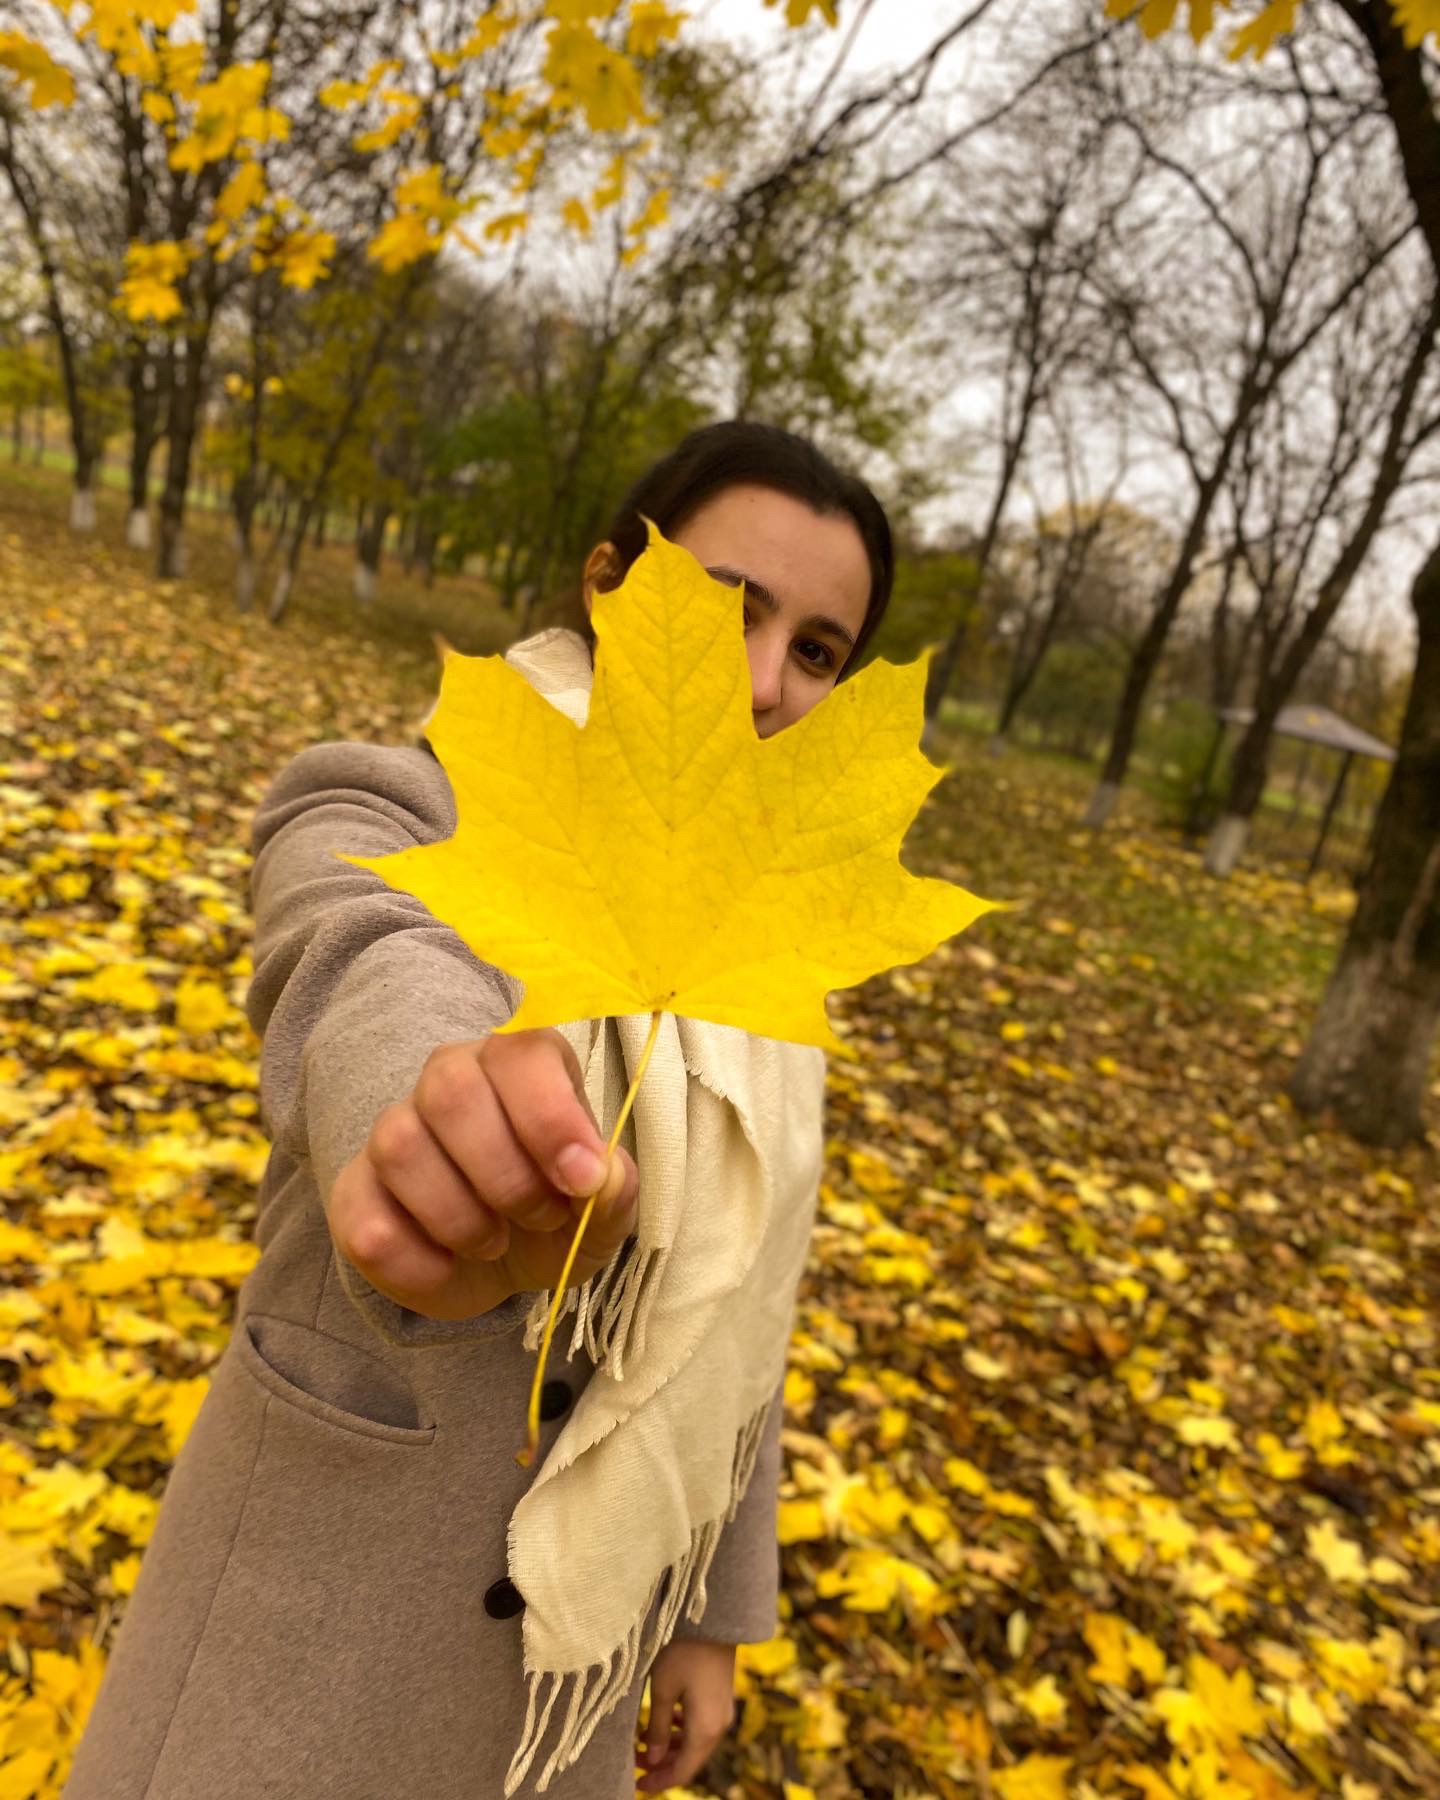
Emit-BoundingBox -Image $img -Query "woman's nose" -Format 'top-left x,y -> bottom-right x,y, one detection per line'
746,634 -> 786,714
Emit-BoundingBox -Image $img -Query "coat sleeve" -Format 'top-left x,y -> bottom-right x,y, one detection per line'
243,736 -> 535,1347
670,1374 -> 787,1646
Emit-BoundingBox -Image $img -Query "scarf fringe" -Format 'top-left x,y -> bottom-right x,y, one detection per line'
502,1396 -> 771,1796
523,1241 -> 667,1383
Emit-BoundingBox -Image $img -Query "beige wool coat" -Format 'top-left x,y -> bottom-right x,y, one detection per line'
64,732 -> 820,1800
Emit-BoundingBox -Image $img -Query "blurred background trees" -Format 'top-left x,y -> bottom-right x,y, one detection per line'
3,0 -> 1437,1141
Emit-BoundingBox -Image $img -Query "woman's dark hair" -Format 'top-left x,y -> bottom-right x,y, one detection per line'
581,420 -> 894,682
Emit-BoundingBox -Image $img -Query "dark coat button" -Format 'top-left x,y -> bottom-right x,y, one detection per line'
484,1578 -> 524,1620
539,1379 -> 573,1422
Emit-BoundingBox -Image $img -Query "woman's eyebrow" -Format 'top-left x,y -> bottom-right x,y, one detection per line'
705,564 -> 857,649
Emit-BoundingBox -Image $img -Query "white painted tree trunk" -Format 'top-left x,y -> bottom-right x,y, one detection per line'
1203,813 -> 1251,878
1082,780 -> 1119,829
69,486 -> 97,532
234,551 -> 255,611
268,567 -> 292,623
125,507 -> 151,549
352,560 -> 377,605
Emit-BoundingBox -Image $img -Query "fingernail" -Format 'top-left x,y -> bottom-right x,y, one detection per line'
557,1143 -> 607,1197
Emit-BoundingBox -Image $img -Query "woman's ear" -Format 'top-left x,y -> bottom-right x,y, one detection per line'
581,541 -> 621,615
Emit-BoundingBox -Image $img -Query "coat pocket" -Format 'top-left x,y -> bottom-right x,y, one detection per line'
234,1311 -> 437,1445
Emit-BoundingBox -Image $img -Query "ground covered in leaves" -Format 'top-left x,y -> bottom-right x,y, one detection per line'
0,486 -> 1437,1800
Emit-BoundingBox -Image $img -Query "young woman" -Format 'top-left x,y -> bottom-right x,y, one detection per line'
64,421 -> 894,1800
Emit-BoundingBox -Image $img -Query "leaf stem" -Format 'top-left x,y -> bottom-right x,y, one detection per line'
516,1008 -> 665,1467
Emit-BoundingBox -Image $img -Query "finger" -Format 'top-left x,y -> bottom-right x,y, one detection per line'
658,1700 -> 732,1791
414,1045 -> 572,1233
366,1099 -> 508,1258
329,1154 -> 470,1303
483,1029 -> 641,1213
640,1668 -> 682,1771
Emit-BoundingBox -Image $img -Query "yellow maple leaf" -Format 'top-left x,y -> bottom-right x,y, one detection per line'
1391,0 -> 1440,44
174,974 -> 237,1034
544,22 -> 651,132
366,213 -> 435,274
628,1 -> 687,57
106,1550 -> 143,1595
116,248 -> 184,322
993,1755 -> 1073,1800
1084,1610 -> 1132,1684
763,0 -> 839,24
1227,0 -> 1298,57
1255,1431 -> 1305,1480
1305,1518 -> 1368,1584
213,160 -> 266,224
1103,0 -> 1225,41
1016,1673 -> 1068,1730
814,1546 -> 944,1616
1177,1413 -> 1238,1449
1118,1767 -> 1179,1800
0,31 -> 76,109
340,525 -> 992,1051
0,1532 -> 62,1609
168,60 -> 276,172
737,1634 -> 797,1680
318,77 -> 368,108
1154,1654 -> 1266,1754
776,1497 -> 826,1544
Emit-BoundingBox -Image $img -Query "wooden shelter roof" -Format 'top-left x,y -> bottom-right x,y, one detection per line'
1218,702 -> 1395,763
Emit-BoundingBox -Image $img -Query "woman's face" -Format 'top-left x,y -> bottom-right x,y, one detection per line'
583,483 -> 873,738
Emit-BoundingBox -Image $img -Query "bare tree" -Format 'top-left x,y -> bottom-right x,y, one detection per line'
1204,268 -> 1440,874
0,106 -> 111,530
989,392 -> 1131,745
915,59 -> 1132,745
1078,32 -> 1412,827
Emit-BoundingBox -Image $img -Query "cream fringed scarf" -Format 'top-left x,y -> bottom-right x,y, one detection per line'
495,628 -> 827,1796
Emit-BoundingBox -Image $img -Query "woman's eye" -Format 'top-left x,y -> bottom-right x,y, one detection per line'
742,608 -> 834,673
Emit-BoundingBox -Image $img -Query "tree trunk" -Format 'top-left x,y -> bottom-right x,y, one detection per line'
127,346 -> 157,547
417,520 -> 438,589
923,468 -> 1020,745
1,134 -> 98,531
1184,714 -> 1230,842
1082,429 -> 1246,830
1289,534 -> 1440,1144
69,473 -> 97,532
353,503 -> 390,604
231,470 -> 259,612
1204,710 -> 1275,873
10,405 -> 20,462
156,334 -> 208,579
234,546 -> 257,612
268,565 -> 293,624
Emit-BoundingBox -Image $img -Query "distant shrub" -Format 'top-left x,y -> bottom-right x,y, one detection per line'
1141,696 -> 1228,830
865,551 -> 980,668
1021,642 -> 1125,762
